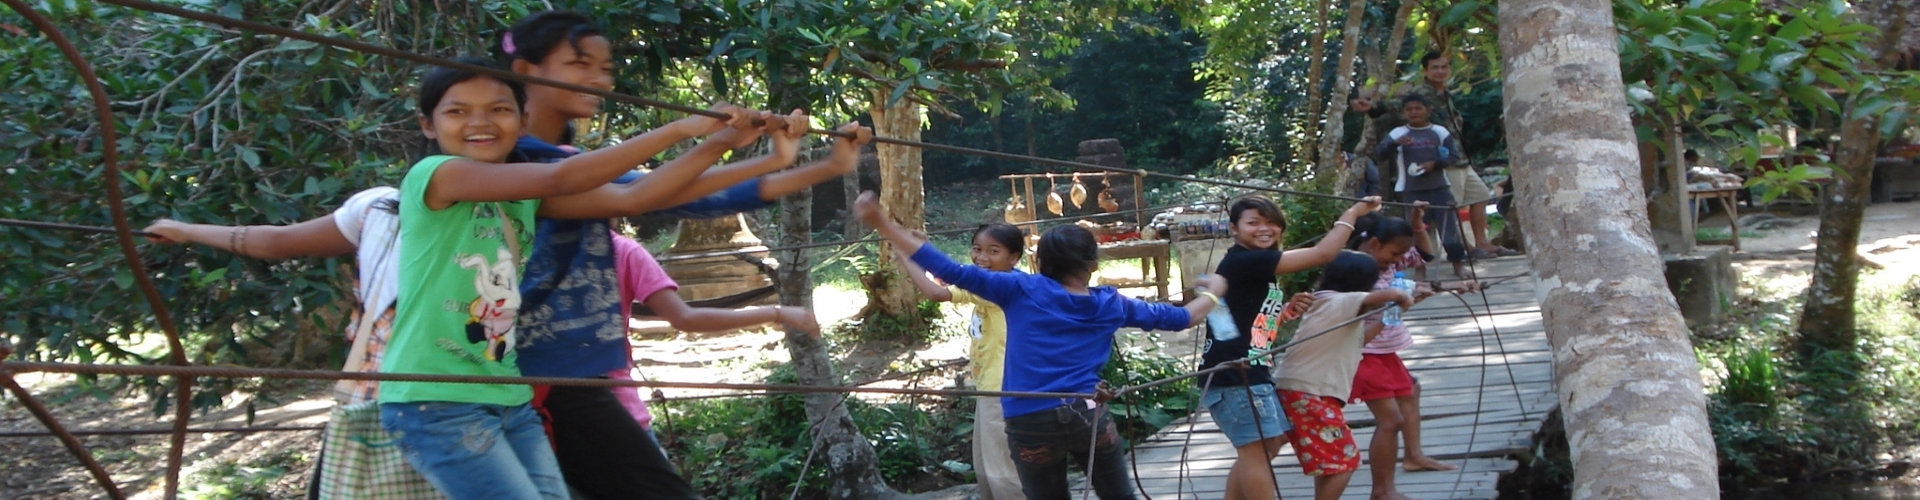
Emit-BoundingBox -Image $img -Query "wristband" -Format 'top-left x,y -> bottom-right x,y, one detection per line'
1334,221 -> 1356,231
1195,290 -> 1222,304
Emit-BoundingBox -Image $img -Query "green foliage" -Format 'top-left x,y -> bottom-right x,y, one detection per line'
1698,276 -> 1920,486
661,365 -> 970,499
921,11 -> 1226,183
0,1 -> 513,388
1101,331 -> 1197,441
1616,0 -> 1916,203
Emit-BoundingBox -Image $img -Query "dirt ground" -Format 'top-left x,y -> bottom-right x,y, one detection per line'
4,201 -> 1916,499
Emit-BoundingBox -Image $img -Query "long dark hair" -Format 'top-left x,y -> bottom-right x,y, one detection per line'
495,10 -> 603,65
415,57 -> 528,160
1036,225 -> 1098,283
1316,251 -> 1381,293
974,223 -> 1025,258
1345,212 -> 1417,250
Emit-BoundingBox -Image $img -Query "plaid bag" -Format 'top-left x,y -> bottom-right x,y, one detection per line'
315,402 -> 442,499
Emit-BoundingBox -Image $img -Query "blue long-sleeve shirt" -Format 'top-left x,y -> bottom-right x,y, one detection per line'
513,134 -> 773,378
908,243 -> 1192,418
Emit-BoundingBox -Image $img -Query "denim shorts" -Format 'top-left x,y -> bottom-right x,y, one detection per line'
1202,383 -> 1291,448
379,402 -> 568,500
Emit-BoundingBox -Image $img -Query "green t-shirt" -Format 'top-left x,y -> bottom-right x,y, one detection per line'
378,155 -> 540,406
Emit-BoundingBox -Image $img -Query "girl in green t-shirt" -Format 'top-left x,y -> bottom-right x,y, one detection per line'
377,57 -> 780,500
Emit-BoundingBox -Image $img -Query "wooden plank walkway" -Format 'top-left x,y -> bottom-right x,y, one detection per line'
1108,257 -> 1554,499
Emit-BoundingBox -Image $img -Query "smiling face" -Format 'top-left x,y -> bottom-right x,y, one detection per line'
1231,208 -> 1285,250
517,35 -> 614,121
970,232 -> 1019,271
421,77 -> 524,163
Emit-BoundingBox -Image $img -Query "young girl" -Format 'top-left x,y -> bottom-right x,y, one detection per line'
492,11 -> 868,499
1199,194 -> 1377,500
891,222 -> 1027,500
1273,251 -> 1411,500
1344,209 -> 1479,500
374,57 -> 772,499
856,191 -> 1223,500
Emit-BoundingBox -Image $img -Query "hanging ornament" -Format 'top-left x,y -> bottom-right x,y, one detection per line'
1004,195 -> 1031,224
1045,174 -> 1065,216
1069,173 -> 1088,208
1097,188 -> 1119,213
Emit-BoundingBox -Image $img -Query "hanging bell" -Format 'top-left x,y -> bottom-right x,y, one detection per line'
1045,174 -> 1064,216
1069,173 -> 1088,208
1097,189 -> 1119,213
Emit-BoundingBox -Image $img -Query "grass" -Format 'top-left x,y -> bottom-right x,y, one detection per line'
1695,272 -> 1920,487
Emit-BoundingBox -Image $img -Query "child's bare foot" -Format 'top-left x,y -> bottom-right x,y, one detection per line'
1370,490 -> 1417,500
1403,456 -> 1459,472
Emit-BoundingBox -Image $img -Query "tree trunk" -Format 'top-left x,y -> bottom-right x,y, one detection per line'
843,162 -> 864,240
1498,0 -> 1718,496
862,91 -> 928,325
1299,0 -> 1331,166
1645,114 -> 1694,254
1796,0 -> 1907,355
1313,0 -> 1369,187
1344,0 -> 1417,196
769,77 -> 900,499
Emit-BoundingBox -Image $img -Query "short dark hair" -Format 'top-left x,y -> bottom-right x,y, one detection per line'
973,223 -> 1026,258
1421,51 -> 1447,69
1400,93 -> 1432,108
1036,225 -> 1099,283
497,10 -> 604,65
1228,195 -> 1288,244
1317,251 -> 1381,293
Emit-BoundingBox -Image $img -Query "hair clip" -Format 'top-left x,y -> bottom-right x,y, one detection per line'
502,32 -> 517,55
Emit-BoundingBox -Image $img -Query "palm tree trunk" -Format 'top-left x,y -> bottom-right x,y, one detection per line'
1499,0 -> 1718,495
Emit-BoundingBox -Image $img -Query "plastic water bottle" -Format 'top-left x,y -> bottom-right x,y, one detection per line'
1382,272 -> 1415,326
1206,295 -> 1240,341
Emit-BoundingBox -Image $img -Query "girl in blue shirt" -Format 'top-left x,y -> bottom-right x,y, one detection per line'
855,191 -> 1224,500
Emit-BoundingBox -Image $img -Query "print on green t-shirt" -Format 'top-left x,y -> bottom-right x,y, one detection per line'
378,155 -> 540,406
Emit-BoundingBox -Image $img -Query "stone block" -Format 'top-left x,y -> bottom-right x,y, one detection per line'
1078,138 -> 1124,156
1664,246 -> 1736,328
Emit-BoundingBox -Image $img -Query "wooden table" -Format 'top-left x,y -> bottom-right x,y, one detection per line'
1097,239 -> 1171,300
1689,188 -> 1741,251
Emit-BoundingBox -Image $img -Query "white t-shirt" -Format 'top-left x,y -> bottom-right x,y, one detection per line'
331,187 -> 402,341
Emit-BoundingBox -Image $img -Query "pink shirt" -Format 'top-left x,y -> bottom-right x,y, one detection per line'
1361,247 -> 1426,354
609,232 -> 680,429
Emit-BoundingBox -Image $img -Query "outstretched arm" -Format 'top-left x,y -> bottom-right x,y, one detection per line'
423,104 -> 751,210
756,122 -> 874,200
538,113 -> 782,219
642,290 -> 819,337
1276,196 -> 1381,273
1177,274 -> 1229,328
891,245 -> 954,302
144,217 -> 353,260
651,110 -> 812,209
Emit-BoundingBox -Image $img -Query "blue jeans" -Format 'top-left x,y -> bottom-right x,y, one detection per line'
1004,403 -> 1135,500
380,402 -> 568,500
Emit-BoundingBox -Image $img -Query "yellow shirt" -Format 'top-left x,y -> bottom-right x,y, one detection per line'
951,286 -> 1009,392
